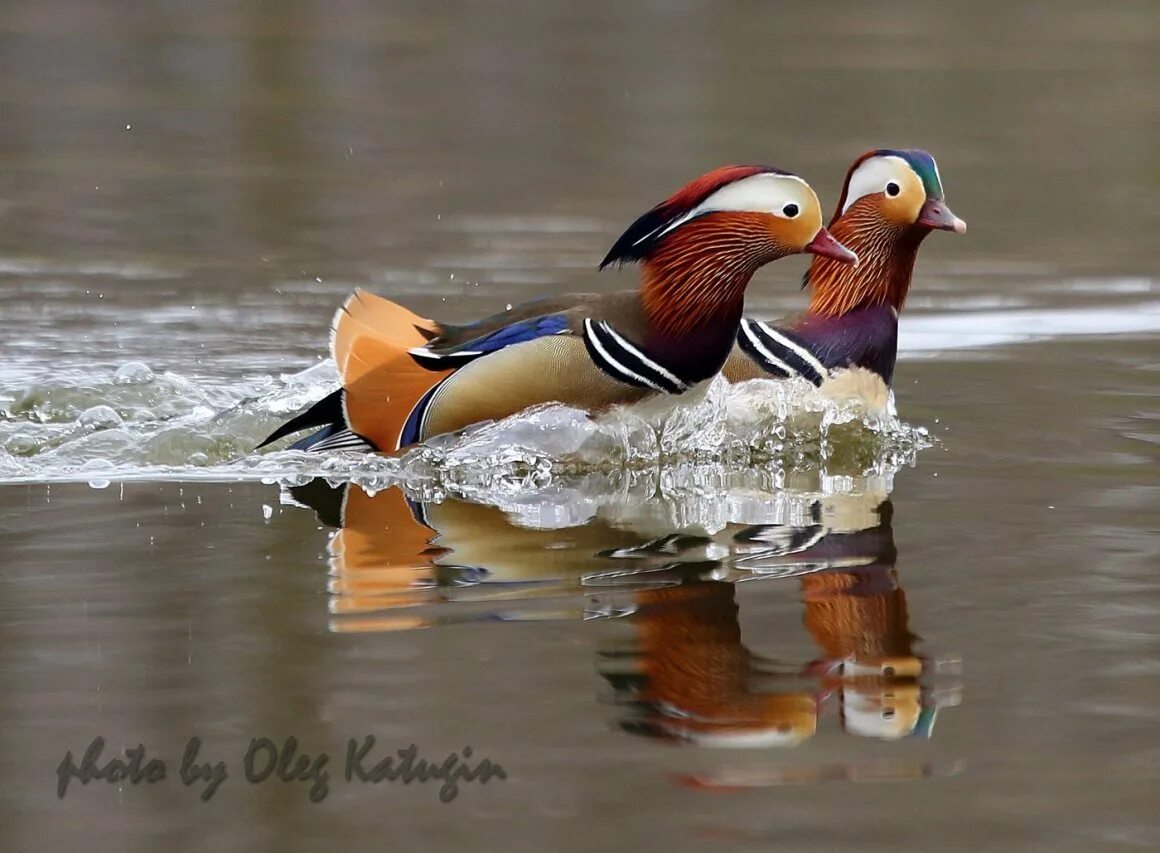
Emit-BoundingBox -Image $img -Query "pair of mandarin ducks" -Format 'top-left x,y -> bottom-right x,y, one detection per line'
260,149 -> 966,454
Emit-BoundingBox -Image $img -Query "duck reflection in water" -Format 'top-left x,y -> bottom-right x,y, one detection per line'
600,499 -> 958,751
289,471 -> 960,754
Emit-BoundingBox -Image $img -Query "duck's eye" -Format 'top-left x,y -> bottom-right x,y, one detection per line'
885,182 -> 901,197
782,203 -> 799,218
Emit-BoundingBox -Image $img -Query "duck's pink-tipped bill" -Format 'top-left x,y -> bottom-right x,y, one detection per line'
804,228 -> 858,266
917,199 -> 967,234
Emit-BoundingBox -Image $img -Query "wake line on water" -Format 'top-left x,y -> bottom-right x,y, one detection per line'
0,360 -> 931,492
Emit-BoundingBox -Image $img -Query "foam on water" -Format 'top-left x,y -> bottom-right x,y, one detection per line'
0,359 -> 930,496
7,284 -> 1155,495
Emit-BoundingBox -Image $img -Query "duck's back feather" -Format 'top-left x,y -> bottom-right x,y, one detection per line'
260,288 -> 688,453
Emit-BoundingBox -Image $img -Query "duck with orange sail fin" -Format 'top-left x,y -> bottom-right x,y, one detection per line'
259,165 -> 856,453
725,149 -> 966,411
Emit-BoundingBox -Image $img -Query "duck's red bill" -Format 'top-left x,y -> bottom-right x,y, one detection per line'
917,199 -> 967,234
804,228 -> 858,265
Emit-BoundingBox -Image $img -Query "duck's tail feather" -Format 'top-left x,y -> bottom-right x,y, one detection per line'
258,289 -> 451,453
334,290 -> 459,454
299,425 -> 375,453
330,288 -> 441,369
333,289 -> 453,451
256,389 -> 368,450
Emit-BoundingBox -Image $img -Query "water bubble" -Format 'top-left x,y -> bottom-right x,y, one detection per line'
78,405 -> 123,430
114,362 -> 155,385
80,458 -> 115,488
5,434 -> 41,455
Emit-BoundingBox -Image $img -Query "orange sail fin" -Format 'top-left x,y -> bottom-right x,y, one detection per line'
331,289 -> 451,451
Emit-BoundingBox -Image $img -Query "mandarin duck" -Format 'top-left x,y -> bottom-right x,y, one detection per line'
724,149 -> 966,407
259,166 -> 855,453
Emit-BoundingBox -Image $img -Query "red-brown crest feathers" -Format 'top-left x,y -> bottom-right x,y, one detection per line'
641,211 -> 776,338
600,165 -> 785,269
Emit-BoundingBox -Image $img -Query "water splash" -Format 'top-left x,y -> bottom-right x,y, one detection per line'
0,360 -> 932,492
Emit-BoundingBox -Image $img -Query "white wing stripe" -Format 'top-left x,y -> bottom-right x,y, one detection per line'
598,322 -> 688,391
741,321 -> 797,376
584,319 -> 667,393
756,323 -> 828,379
408,347 -> 482,359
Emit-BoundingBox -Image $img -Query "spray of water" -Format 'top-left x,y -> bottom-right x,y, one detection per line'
0,360 -> 932,496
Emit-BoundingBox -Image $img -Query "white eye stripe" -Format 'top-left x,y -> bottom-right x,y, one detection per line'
648,173 -> 814,242
841,155 -> 913,214
691,173 -> 811,218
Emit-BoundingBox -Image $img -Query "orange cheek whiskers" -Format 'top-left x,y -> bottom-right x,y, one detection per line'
640,214 -> 777,339
807,205 -> 923,318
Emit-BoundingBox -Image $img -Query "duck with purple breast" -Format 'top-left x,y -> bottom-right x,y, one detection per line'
724,148 -> 966,411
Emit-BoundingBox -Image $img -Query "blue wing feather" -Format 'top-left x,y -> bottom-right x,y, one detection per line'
463,314 -> 570,353
410,314 -> 570,369
402,313 -> 572,440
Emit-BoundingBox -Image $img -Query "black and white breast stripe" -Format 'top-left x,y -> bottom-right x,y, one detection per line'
732,524 -> 827,560
582,319 -> 689,394
737,319 -> 828,386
